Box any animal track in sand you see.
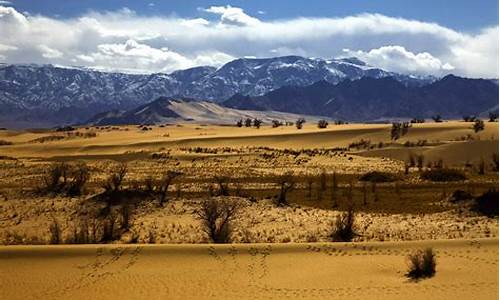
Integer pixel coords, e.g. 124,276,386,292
38,246,142,298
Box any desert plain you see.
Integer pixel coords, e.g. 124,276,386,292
0,120,498,299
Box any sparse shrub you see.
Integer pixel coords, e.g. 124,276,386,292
55,126,75,132
49,219,62,244
408,153,416,167
0,140,13,146
317,119,329,129
330,206,357,242
253,118,262,129
410,118,425,124
416,154,425,171
66,163,90,196
420,168,466,182
478,157,485,175
102,163,128,195
391,123,401,140
195,198,240,243
431,115,443,123
296,118,306,129
244,118,252,127
488,112,498,122
391,122,411,140
473,119,485,133
463,115,477,122
318,169,327,191
119,204,132,231
359,171,397,183
275,173,295,206
271,120,283,128
348,139,371,150
448,189,473,203
158,170,182,206
472,189,499,217
41,162,89,196
331,172,338,208
491,154,499,172
214,175,230,196
101,213,119,242
406,248,436,280
236,119,243,127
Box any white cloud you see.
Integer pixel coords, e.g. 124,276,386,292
0,5,497,77
38,45,63,58
342,46,454,76
204,5,260,26
0,1,12,5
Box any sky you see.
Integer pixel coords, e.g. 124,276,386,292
0,0,498,77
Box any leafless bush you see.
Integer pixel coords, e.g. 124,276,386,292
119,204,132,231
158,170,182,206
330,205,358,242
319,169,327,191
406,248,436,280
101,213,119,242
41,162,89,196
275,172,295,206
213,175,231,196
331,172,338,208
195,198,240,243
102,163,127,195
317,119,329,129
296,118,306,129
473,119,485,133
48,219,62,244
491,154,499,172
416,154,425,171
478,157,485,175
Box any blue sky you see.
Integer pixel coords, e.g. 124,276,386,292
9,0,498,32
0,1,498,77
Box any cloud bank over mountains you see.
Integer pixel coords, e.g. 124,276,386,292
0,4,497,77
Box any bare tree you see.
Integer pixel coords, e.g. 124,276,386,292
473,119,485,133
41,162,89,196
158,170,182,206
488,112,498,122
244,118,252,127
296,118,306,129
253,118,263,129
195,198,240,243
317,119,329,129
102,163,127,195
275,172,295,206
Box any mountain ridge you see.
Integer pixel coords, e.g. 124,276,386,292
0,55,437,127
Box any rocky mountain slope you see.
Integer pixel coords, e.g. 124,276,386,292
223,75,499,121
0,56,433,127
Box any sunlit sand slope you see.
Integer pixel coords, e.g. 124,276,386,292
1,238,497,300
0,121,497,159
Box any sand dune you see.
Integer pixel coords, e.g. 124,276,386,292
0,121,496,160
0,238,497,300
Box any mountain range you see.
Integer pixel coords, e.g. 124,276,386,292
224,75,499,121
0,56,435,127
0,55,497,128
